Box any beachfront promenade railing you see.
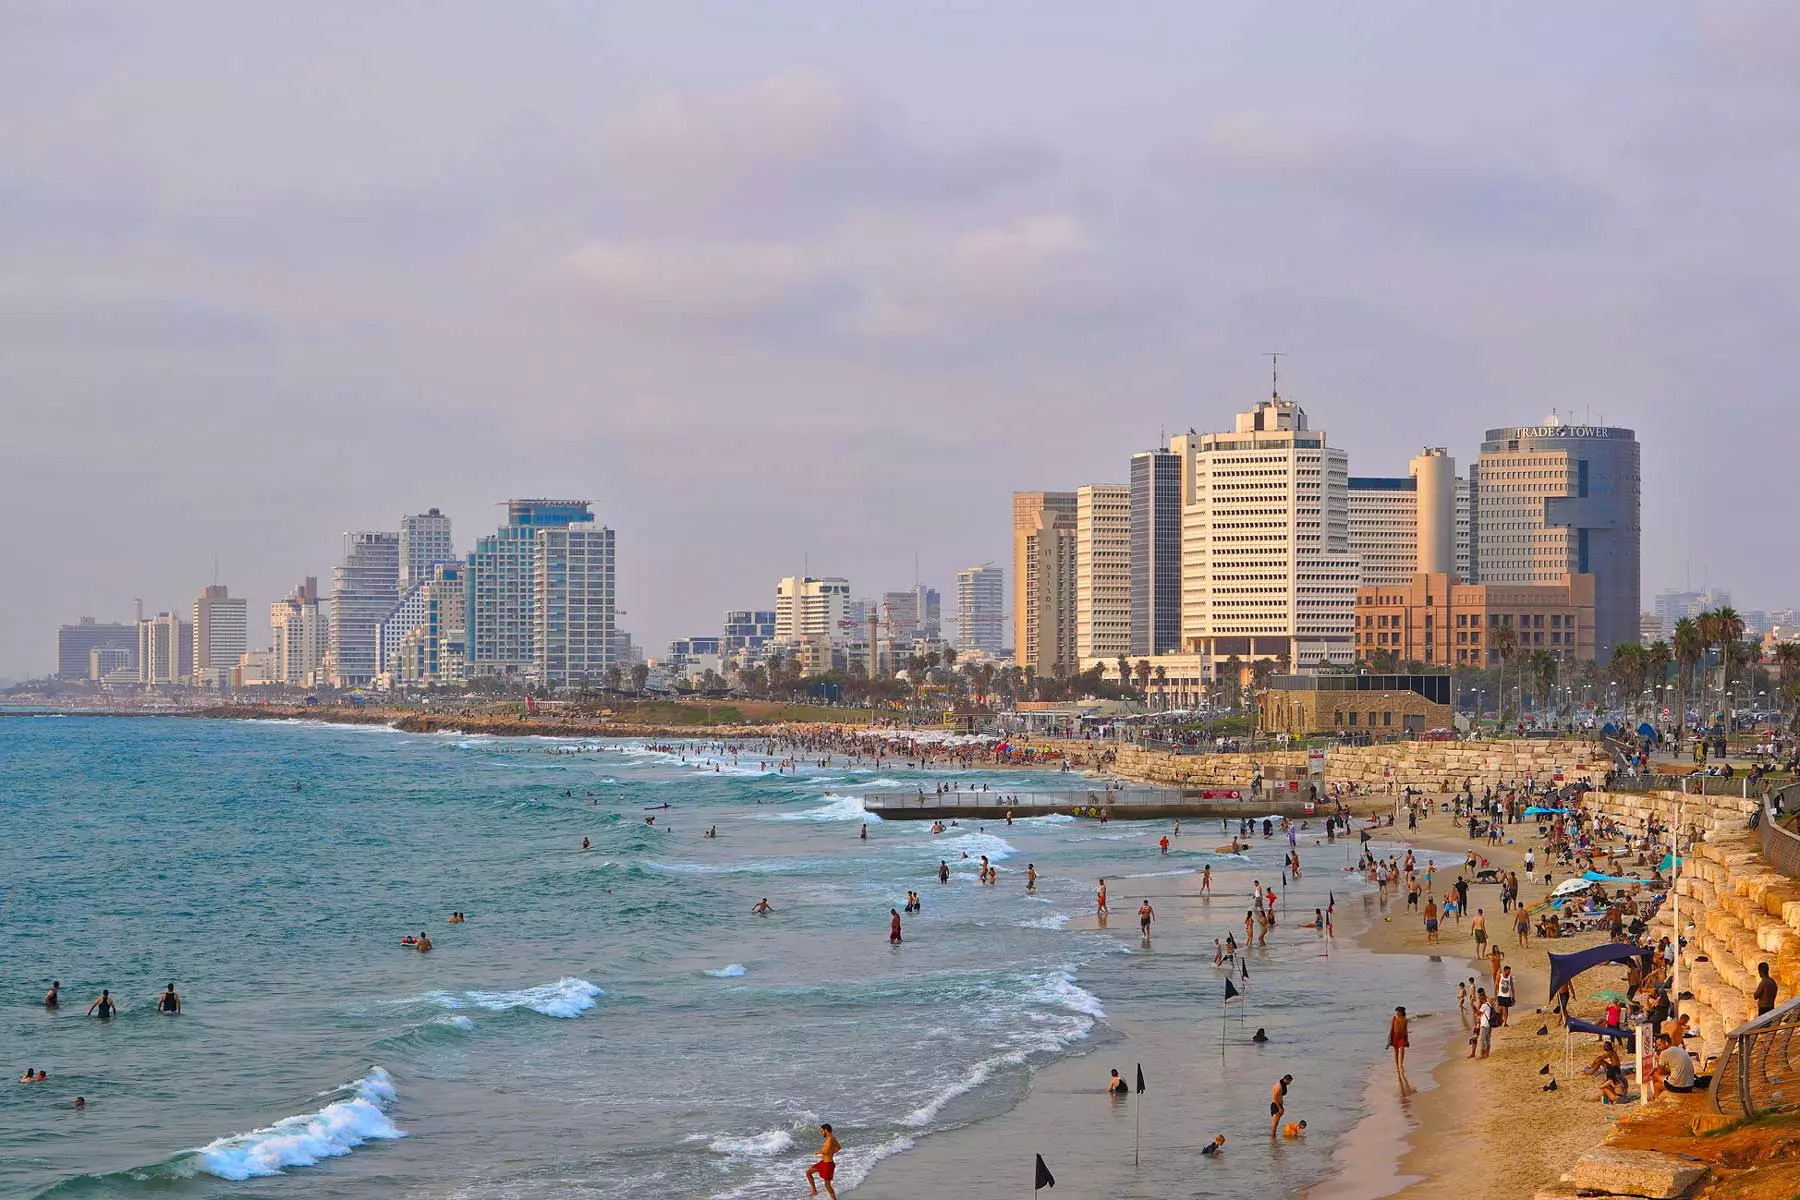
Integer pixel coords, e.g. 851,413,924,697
861,787,1261,814
1757,781,1800,882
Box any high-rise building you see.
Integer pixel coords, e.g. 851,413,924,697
880,585,942,641
1013,492,1076,662
466,500,596,678
1472,418,1640,660
1174,398,1359,671
1347,449,1469,589
532,525,617,686
57,617,137,681
89,645,134,682
399,508,454,591
192,584,248,690
1017,501,1079,675
1649,588,1730,639
1075,485,1130,661
271,578,330,687
955,565,1004,654
916,585,942,639
723,610,778,654
137,612,193,685
774,577,852,644
1129,450,1183,656
328,532,400,687
376,582,432,681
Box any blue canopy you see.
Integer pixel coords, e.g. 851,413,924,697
1525,806,1571,816
1580,870,1662,885
1602,722,1619,736
1566,1016,1636,1048
1637,723,1657,738
1547,943,1649,1003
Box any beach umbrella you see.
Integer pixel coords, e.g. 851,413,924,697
1589,989,1628,1003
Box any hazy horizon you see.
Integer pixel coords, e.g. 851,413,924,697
6,2,1798,677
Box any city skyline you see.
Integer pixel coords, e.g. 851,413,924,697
8,4,1800,678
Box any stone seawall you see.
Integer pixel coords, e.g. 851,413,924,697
1107,738,1606,790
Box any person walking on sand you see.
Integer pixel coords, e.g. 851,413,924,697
1096,879,1108,918
1269,1074,1293,1137
1138,900,1155,941
1388,1006,1409,1071
1423,894,1440,944
1471,908,1488,957
805,1123,840,1198
1515,905,1531,948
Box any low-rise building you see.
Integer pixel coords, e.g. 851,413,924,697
1353,571,1596,668
1257,673,1454,737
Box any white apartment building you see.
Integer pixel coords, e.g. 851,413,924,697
467,500,595,677
192,584,249,690
1174,398,1359,671
138,612,192,685
532,526,616,686
1347,449,1471,589
774,576,852,645
271,578,330,687
376,582,432,682
955,564,1005,655
328,531,400,687
398,508,454,591
1075,484,1130,661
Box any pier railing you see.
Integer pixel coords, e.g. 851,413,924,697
861,786,1258,814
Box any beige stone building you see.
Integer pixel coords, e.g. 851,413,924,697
1075,484,1130,661
1257,673,1454,737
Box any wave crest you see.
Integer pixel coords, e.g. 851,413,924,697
190,1067,403,1181
416,977,603,1019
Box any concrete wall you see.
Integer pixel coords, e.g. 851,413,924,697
1107,738,1607,790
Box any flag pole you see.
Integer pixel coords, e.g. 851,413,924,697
1134,1085,1141,1166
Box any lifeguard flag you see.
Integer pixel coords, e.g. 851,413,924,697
1225,978,1241,1002
1035,1153,1056,1190
1241,957,1249,981
1136,1063,1147,1094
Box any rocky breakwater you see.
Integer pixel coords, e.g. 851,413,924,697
1107,737,1604,791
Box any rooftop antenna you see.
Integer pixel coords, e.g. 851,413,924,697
1266,351,1285,401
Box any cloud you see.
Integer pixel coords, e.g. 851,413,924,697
599,72,1054,232
565,238,832,326
1163,112,1604,241
1698,1,1800,82
0,275,264,350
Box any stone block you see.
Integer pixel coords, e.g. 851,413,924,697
1566,1148,1707,1198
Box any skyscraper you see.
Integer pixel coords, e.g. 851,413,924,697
1472,418,1641,659
328,531,400,687
1129,449,1182,656
1174,398,1359,671
1346,449,1468,588
1012,492,1076,664
774,577,852,644
57,617,137,681
1018,502,1079,675
954,565,1004,654
466,500,595,678
398,508,454,591
532,525,616,686
192,584,248,690
138,612,193,685
1075,484,1130,661
270,578,330,687
722,610,778,655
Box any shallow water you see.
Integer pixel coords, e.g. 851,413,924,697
1,717,1450,1198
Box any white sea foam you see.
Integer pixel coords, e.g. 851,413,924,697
936,831,1016,862
705,1128,793,1156
1018,812,1076,825
767,793,883,823
1122,867,1198,879
705,964,747,978
1017,912,1070,930
192,1067,403,1180
417,977,603,1019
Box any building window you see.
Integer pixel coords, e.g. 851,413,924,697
1382,711,1393,727
1348,712,1359,726
1333,711,1342,726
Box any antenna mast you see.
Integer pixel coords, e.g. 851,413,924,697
1266,351,1285,400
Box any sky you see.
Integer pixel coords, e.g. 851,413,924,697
4,1,1799,676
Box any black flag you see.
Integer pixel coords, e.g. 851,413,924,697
1136,1063,1147,1094
1241,957,1249,981
1225,978,1241,1002
1329,891,1336,910
1035,1153,1056,1190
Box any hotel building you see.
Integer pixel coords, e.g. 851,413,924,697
466,500,595,678
1014,494,1079,675
57,617,137,681
1130,449,1183,656
955,565,1005,655
328,531,400,687
1075,484,1130,662
532,526,616,686
138,612,193,685
192,584,248,690
774,577,853,645
270,578,330,687
398,508,454,591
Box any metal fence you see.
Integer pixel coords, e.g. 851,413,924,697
861,787,1242,813
1757,781,1800,880
1711,992,1800,1118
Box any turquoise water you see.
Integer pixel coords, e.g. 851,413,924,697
1,717,1452,1198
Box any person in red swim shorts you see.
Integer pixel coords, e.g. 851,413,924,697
806,1123,840,1197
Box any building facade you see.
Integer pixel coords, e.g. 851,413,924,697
138,612,193,685
1019,502,1078,676
192,584,248,690
1075,484,1130,662
57,617,137,680
1347,449,1469,590
1174,399,1359,671
1353,571,1597,668
955,565,1005,654
774,576,852,645
328,531,400,687
398,508,454,591
466,500,596,678
1012,492,1076,660
1258,673,1454,737
1471,419,1640,660
532,525,616,686
270,577,330,687
1130,449,1183,656
722,610,777,655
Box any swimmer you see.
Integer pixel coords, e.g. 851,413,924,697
751,898,774,914
1108,1068,1129,1095
939,860,950,884
415,932,432,952
157,983,181,1014
19,1067,36,1083
1282,1119,1307,1138
859,823,868,840
1201,1134,1226,1156
805,1123,840,1198
1252,1027,1269,1043
1027,864,1037,893
1159,836,1170,855
74,1096,85,1110
582,837,591,849
86,989,116,1019
44,981,59,1009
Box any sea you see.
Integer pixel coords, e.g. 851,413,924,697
1,716,1459,1198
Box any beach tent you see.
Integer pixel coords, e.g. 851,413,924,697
1547,943,1649,1004
1566,1016,1637,1046
1637,723,1657,738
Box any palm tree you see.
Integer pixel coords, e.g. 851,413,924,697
1529,649,1557,717
1133,659,1151,698
1152,664,1168,711
1672,617,1703,736
603,664,623,694
1490,623,1520,721
1609,643,1646,720
629,662,650,694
